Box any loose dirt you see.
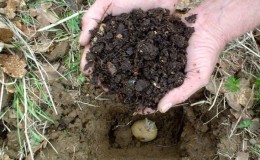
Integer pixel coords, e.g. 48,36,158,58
85,8,194,110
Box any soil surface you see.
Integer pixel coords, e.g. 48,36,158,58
33,85,220,160
85,8,194,110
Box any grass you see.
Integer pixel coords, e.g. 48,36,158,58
251,144,260,157
237,120,253,128
0,12,58,160
224,76,240,92
217,28,260,158
0,0,90,158
255,78,260,101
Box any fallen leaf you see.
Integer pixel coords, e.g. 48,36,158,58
230,109,252,120
31,39,53,53
29,8,37,17
225,93,242,111
2,154,10,160
21,25,37,39
0,0,25,19
0,54,27,78
249,118,260,133
47,40,69,61
205,76,225,94
36,2,59,28
235,152,249,160
0,28,13,43
225,79,254,112
219,52,244,76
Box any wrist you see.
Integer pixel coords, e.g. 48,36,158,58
190,0,260,42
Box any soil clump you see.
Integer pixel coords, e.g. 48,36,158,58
85,8,194,110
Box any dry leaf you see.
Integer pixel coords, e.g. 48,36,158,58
2,154,10,160
31,39,53,53
0,0,25,19
249,118,260,133
225,79,254,112
29,8,37,17
36,2,59,28
230,109,252,120
47,40,69,61
235,152,249,160
0,19,13,42
225,93,242,111
205,76,225,94
0,54,27,78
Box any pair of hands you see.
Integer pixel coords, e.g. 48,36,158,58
79,0,260,113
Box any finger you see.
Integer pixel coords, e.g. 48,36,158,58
136,107,157,115
79,0,112,46
158,27,226,113
157,68,211,113
80,45,94,75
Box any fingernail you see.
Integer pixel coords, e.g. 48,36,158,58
159,103,172,113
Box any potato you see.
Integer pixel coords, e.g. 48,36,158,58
131,118,158,142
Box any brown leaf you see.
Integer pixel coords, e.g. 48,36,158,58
47,40,69,61
36,2,59,28
0,54,27,78
0,18,13,42
31,39,53,53
235,152,249,160
2,154,10,160
225,79,254,112
0,0,25,19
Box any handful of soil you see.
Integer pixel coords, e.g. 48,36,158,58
85,8,194,110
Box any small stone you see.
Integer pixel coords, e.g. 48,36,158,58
116,34,123,39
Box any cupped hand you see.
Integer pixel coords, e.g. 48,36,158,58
80,0,260,114
158,0,260,113
79,0,178,75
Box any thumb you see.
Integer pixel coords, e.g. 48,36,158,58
79,0,112,46
157,70,210,113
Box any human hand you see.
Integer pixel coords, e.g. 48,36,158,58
79,0,178,75
158,0,260,113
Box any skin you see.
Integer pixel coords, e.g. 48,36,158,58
80,0,260,114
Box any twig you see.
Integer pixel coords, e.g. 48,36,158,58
95,92,111,101
236,39,260,58
23,78,34,160
38,11,85,32
203,108,227,125
33,126,58,154
208,78,223,111
190,100,210,106
0,74,4,112
75,100,99,107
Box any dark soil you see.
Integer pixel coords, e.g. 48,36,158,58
85,8,194,110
